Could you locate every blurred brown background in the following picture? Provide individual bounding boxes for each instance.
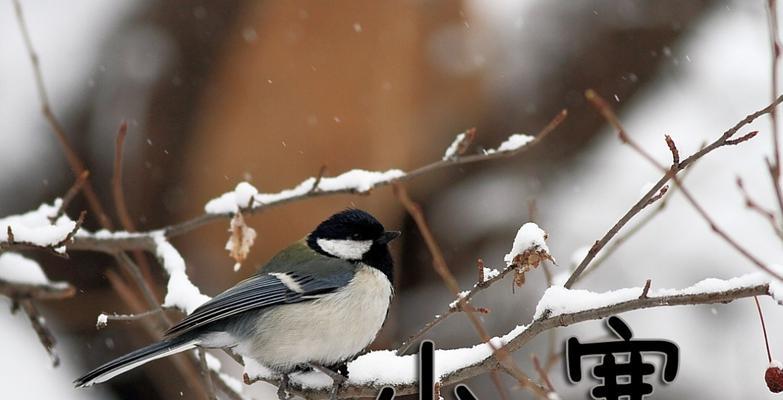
[6,0,783,399]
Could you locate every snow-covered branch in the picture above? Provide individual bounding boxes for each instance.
[243,275,773,399]
[66,110,567,255]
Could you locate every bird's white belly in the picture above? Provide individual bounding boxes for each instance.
[242,265,392,371]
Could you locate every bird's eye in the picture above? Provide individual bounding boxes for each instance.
[351,233,361,240]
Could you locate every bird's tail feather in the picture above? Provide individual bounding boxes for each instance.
[74,338,197,388]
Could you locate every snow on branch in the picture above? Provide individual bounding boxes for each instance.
[0,199,84,256]
[244,275,773,399]
[204,169,405,215]
[0,252,74,300]
[0,252,75,367]
[152,233,210,314]
[64,110,567,256]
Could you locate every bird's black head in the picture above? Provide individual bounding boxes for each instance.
[307,209,399,278]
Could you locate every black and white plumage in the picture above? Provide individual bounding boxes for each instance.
[74,209,399,388]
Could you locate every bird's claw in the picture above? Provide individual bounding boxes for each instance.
[309,363,347,400]
[277,373,291,400]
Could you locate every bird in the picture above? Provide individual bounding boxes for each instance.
[74,209,400,398]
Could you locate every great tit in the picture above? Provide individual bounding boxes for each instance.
[74,209,400,393]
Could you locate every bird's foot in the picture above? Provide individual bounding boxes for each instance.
[309,363,346,400]
[336,363,349,380]
[276,373,291,400]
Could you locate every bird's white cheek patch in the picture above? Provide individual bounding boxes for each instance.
[316,238,372,260]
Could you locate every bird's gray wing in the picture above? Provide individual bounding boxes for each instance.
[164,245,356,338]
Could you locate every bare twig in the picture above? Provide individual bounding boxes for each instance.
[531,354,555,393]
[12,0,113,229]
[755,296,773,364]
[112,121,135,231]
[0,279,75,301]
[737,177,783,241]
[577,163,696,282]
[767,0,783,223]
[725,130,759,146]
[113,252,172,326]
[96,309,165,329]
[639,279,652,299]
[456,127,477,156]
[565,92,783,288]
[52,170,90,222]
[393,184,547,399]
[396,261,517,354]
[110,120,158,295]
[308,165,328,194]
[18,299,60,366]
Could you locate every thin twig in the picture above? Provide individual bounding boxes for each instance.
[755,296,773,364]
[531,354,555,393]
[767,0,783,224]
[12,0,113,229]
[19,299,60,366]
[737,177,783,241]
[52,170,90,222]
[564,92,783,288]
[96,309,165,329]
[639,279,652,299]
[396,262,518,354]
[110,120,158,296]
[393,184,548,400]
[308,165,328,194]
[112,121,135,231]
[596,95,783,281]
[577,163,696,282]
[0,280,75,301]
[114,252,172,326]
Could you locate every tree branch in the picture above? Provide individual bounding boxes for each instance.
[564,92,783,288]
[245,283,770,399]
[67,110,568,254]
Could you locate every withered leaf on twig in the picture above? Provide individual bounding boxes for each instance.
[225,212,257,272]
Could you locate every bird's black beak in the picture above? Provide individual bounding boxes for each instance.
[377,230,401,244]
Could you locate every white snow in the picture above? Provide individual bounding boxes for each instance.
[204,352,247,398]
[448,290,472,309]
[244,323,529,389]
[75,229,154,239]
[0,199,77,247]
[204,182,259,214]
[205,169,405,214]
[535,272,776,319]
[153,233,211,314]
[204,352,222,371]
[482,267,500,280]
[95,313,108,328]
[0,252,50,285]
[503,222,550,265]
[484,134,534,155]
[239,271,780,390]
[771,360,783,369]
[442,133,465,160]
